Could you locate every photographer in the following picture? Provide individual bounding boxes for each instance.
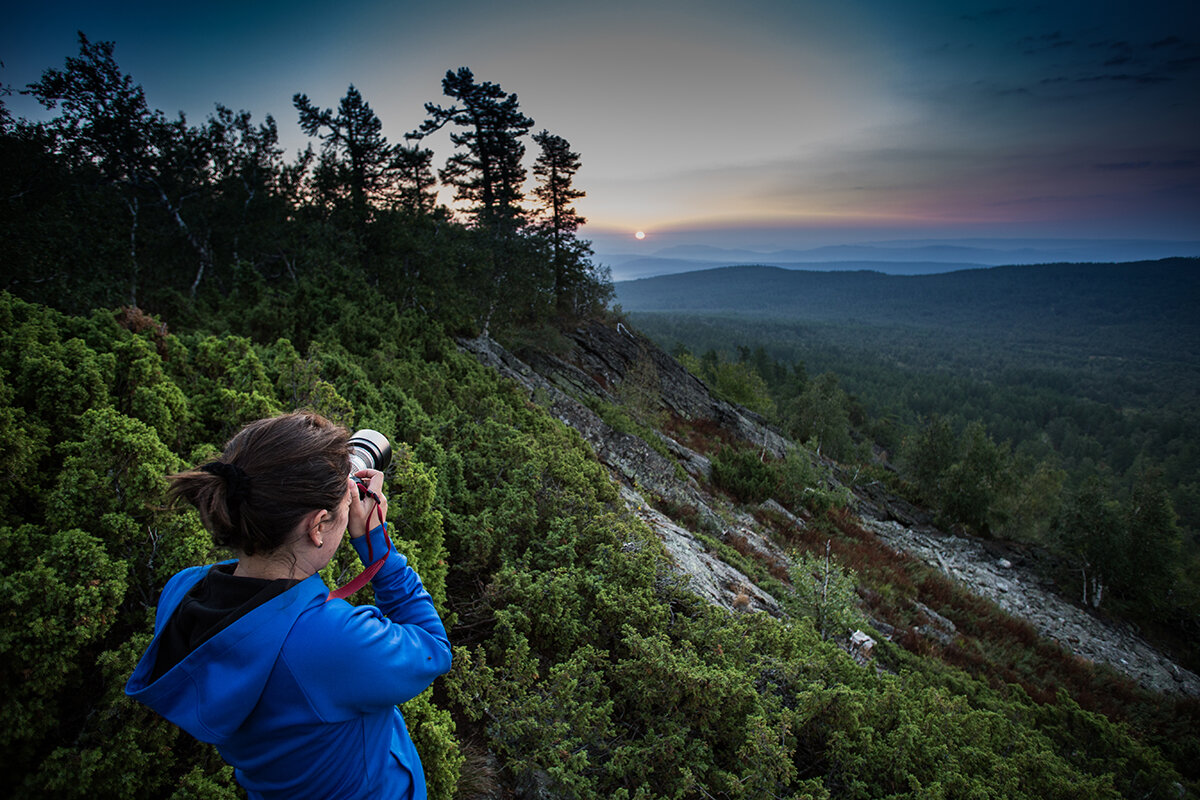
[125,412,451,800]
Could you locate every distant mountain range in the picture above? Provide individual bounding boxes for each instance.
[614,259,1200,353]
[598,239,1200,281]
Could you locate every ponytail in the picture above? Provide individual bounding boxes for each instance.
[169,412,351,555]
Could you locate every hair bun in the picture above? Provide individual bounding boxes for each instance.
[199,461,253,508]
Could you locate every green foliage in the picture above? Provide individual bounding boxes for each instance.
[0,525,126,767]
[633,308,1200,625]
[993,456,1066,543]
[786,372,856,461]
[0,294,465,798]
[711,445,776,504]
[786,542,862,640]
[938,421,1013,534]
[1,281,1194,798]
[1122,471,1184,613]
[902,415,957,507]
[680,349,777,417]
[1052,471,1185,614]
[711,444,851,514]
[404,690,464,800]
[776,446,853,513]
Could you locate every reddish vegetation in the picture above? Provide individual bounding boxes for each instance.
[664,416,729,456]
[115,305,170,356]
[725,530,791,582]
[747,504,1189,731]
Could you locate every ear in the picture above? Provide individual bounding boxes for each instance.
[302,508,330,547]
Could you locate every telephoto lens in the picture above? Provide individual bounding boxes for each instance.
[347,429,392,475]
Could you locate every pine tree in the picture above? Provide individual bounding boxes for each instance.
[25,33,165,305]
[902,415,958,506]
[294,85,397,231]
[202,105,287,269]
[939,421,1012,534]
[410,67,533,232]
[1123,470,1183,611]
[531,129,593,314]
[788,372,853,460]
[391,143,437,215]
[1055,477,1126,608]
[409,68,540,331]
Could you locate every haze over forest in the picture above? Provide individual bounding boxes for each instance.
[598,238,1200,281]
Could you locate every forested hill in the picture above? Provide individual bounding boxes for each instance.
[618,256,1200,658]
[615,259,1200,356]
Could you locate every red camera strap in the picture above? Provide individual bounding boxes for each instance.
[325,487,391,602]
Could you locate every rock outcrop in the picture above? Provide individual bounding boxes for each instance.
[459,321,1200,697]
[861,516,1200,696]
[458,325,783,616]
[521,321,793,457]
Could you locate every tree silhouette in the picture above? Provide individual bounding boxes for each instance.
[25,33,165,304]
[294,85,397,233]
[410,67,533,232]
[391,143,437,215]
[202,105,286,267]
[531,129,591,314]
[28,35,261,301]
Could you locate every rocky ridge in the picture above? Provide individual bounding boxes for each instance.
[459,320,1199,697]
[860,516,1200,695]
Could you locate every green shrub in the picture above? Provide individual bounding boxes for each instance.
[711,444,775,504]
[1,292,1191,799]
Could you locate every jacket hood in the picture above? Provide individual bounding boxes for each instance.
[125,565,328,745]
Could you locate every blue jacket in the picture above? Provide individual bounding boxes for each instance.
[126,526,452,799]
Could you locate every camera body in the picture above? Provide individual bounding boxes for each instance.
[348,430,391,496]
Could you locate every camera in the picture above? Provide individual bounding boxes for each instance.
[348,429,392,478]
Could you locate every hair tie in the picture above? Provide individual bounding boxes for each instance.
[199,461,253,509]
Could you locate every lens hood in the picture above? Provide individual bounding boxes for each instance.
[348,429,392,474]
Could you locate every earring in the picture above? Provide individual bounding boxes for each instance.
[317,538,324,548]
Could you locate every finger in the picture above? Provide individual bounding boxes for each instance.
[353,468,383,488]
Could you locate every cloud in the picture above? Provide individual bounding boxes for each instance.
[1019,30,1074,54]
[1167,55,1200,72]
[959,7,1020,23]
[1093,160,1198,171]
[1075,72,1172,84]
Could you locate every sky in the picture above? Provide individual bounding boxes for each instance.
[3,0,1199,257]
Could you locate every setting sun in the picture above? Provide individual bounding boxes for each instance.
[635,231,646,240]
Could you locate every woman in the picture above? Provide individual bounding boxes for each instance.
[125,412,451,799]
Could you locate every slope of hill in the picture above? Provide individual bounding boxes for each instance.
[463,319,1200,697]
[5,293,1199,798]
[616,258,1200,616]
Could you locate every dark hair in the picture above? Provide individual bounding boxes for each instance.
[170,412,351,556]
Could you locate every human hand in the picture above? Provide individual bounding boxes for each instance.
[347,469,388,538]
